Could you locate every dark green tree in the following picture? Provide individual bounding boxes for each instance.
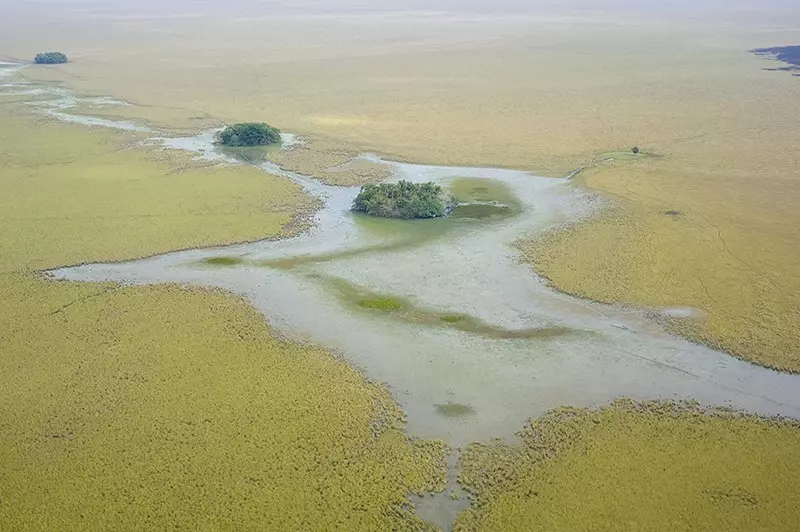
[218,123,281,147]
[632,146,640,155]
[352,181,454,219]
[34,52,68,64]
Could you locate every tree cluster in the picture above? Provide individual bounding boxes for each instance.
[218,123,281,147]
[34,52,68,64]
[352,181,454,219]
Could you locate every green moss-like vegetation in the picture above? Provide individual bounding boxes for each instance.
[440,314,468,323]
[455,400,800,531]
[219,122,281,147]
[353,181,454,219]
[34,52,68,64]
[357,297,404,311]
[202,256,244,266]
[435,402,476,418]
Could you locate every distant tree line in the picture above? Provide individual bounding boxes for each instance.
[218,123,281,147]
[352,181,454,219]
[34,52,68,64]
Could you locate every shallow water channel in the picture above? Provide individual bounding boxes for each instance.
[7,65,800,527]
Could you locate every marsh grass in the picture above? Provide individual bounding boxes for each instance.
[455,400,800,531]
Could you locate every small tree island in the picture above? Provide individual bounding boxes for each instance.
[218,122,281,147]
[352,181,455,219]
[34,52,68,64]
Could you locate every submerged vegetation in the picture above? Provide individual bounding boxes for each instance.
[219,122,281,147]
[455,400,800,531]
[352,181,455,219]
[34,52,68,64]
[202,256,244,266]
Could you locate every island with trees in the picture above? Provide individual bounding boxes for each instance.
[34,52,68,64]
[352,181,455,219]
[218,122,281,147]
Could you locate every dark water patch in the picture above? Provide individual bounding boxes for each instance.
[202,256,244,266]
[435,402,476,418]
[752,46,800,75]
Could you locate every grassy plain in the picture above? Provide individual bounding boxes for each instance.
[0,100,447,529]
[2,3,798,367]
[455,400,800,531]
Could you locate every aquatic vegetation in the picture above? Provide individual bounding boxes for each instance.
[326,276,575,341]
[435,403,476,418]
[0,100,447,529]
[448,178,519,206]
[357,296,405,311]
[450,203,513,220]
[218,122,281,147]
[455,400,800,531]
[353,181,455,219]
[34,52,67,64]
[202,256,244,266]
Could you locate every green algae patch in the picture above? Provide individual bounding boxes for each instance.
[448,178,522,221]
[202,256,244,266]
[455,400,800,531]
[435,402,476,418]
[323,275,576,340]
[450,203,514,220]
[449,178,518,206]
[358,296,405,311]
[440,313,469,324]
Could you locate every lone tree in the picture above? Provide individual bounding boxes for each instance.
[352,181,454,219]
[218,123,281,147]
[632,146,640,155]
[34,52,68,64]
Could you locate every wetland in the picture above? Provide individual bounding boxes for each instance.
[3,2,800,530]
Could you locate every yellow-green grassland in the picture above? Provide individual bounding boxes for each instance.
[0,96,447,529]
[455,400,800,532]
[2,1,800,529]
